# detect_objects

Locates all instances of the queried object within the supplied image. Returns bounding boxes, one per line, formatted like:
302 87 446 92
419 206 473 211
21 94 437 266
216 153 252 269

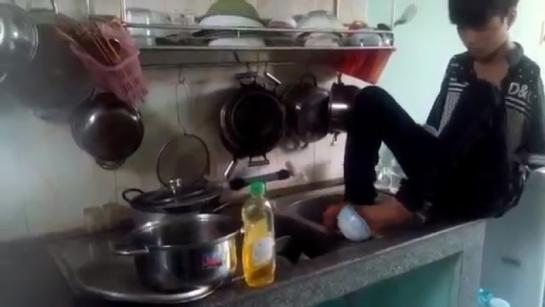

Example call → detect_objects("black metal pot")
220 73 285 178
329 76 360 134
283 74 330 145
70 92 144 170
113 214 240 292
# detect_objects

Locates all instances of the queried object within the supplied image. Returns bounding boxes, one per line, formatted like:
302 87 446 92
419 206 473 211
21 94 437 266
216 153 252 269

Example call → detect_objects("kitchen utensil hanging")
220 71 285 179
70 92 144 170
156 135 210 187
0 1 38 75
283 73 330 146
329 74 359 135
6 0 94 121
58 15 147 106
156 69 211 187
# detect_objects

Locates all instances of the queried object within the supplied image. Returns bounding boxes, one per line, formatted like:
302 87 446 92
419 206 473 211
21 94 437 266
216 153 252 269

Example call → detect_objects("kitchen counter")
0 218 485 307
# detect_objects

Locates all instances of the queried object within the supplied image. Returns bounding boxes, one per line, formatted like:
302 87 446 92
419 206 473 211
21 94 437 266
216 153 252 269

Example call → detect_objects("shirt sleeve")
425 59 452 130
527 71 545 155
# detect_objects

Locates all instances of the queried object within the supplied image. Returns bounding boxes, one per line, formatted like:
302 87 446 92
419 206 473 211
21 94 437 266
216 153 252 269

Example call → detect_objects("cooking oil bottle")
242 181 276 287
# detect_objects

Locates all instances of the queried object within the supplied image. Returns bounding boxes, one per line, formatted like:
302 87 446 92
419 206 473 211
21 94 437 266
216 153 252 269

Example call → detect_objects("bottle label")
252 237 274 266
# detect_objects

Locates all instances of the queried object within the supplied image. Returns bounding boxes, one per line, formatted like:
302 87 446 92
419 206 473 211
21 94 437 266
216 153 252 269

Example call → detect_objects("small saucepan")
113 214 240 292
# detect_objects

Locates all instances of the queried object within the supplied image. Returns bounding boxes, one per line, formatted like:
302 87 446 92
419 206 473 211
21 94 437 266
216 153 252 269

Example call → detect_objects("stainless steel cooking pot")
114 214 240 292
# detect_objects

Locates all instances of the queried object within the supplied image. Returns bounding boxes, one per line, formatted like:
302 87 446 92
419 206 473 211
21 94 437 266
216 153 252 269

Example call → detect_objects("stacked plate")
197 0 265 47
296 10 345 47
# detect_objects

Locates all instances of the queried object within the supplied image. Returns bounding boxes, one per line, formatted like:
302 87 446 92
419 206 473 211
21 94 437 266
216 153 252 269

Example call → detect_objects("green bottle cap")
250 181 266 197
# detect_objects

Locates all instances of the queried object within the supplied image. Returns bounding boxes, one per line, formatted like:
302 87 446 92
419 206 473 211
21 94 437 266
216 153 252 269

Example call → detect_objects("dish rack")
125 23 395 84
78 0 399 83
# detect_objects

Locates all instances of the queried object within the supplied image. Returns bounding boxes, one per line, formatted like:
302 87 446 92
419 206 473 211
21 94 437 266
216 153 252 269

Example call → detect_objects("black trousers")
344 82 511 220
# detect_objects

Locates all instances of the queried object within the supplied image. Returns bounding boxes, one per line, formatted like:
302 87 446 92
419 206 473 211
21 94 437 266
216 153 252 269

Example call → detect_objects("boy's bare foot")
355 197 414 234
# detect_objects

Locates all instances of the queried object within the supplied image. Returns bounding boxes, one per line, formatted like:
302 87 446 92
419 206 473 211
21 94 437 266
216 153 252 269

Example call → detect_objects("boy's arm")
528 73 545 157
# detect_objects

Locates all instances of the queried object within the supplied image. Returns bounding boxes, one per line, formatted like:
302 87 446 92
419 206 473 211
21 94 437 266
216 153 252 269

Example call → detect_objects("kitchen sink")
273 187 391 263
221 186 390 264
285 194 344 227
273 190 345 263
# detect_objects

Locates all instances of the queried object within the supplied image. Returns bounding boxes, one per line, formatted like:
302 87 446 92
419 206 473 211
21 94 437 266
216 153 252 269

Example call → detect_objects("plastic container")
241 182 276 287
71 46 147 106
69 22 147 106
337 205 372 242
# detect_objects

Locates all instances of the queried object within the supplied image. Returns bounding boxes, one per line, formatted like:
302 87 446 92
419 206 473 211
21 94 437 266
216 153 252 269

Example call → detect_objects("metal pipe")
85 0 94 15
120 0 126 21
141 61 307 69
333 0 341 19
124 22 392 34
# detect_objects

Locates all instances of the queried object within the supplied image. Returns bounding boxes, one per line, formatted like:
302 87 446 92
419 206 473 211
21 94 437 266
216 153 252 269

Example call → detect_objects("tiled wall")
0 63 368 242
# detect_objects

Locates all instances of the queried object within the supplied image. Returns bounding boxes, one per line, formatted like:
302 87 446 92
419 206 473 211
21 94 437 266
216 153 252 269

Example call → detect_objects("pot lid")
123 181 221 214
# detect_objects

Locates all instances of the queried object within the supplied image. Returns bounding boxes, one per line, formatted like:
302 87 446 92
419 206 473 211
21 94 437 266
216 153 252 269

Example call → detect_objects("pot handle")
112 242 150 256
122 188 144 203
248 155 270 167
224 159 238 179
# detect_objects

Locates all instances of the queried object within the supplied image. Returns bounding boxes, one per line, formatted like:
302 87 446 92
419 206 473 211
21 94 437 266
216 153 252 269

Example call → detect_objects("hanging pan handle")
300 73 318 86
248 155 270 167
224 159 239 179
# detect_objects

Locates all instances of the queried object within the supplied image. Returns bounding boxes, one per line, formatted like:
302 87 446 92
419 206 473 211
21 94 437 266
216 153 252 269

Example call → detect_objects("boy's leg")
344 86 441 209
354 81 507 229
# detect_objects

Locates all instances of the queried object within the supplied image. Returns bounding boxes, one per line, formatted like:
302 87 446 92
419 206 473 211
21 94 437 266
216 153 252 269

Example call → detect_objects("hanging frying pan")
220 72 285 179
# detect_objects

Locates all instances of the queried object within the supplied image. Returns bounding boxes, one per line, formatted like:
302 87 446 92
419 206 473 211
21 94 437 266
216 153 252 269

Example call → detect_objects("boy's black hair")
449 0 519 27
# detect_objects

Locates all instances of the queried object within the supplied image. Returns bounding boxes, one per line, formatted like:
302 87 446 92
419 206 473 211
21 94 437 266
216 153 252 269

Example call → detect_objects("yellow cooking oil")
242 182 276 287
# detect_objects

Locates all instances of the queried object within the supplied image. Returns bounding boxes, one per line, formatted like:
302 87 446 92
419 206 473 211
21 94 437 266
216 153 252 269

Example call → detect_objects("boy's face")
457 13 514 61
